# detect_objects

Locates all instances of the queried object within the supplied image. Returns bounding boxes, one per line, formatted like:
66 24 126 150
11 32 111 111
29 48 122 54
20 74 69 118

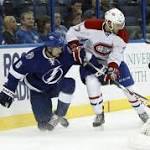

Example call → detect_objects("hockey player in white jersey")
66 8 149 127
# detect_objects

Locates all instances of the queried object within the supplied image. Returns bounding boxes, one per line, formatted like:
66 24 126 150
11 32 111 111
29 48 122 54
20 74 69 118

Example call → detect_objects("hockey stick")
84 60 150 108
112 81 150 108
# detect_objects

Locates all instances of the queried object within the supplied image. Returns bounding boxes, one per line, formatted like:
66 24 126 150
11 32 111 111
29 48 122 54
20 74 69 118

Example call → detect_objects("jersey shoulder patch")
84 19 104 30
25 51 34 59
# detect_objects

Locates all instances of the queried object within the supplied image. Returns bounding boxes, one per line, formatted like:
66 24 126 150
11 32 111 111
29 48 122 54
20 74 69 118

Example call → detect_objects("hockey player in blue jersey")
0 33 85 131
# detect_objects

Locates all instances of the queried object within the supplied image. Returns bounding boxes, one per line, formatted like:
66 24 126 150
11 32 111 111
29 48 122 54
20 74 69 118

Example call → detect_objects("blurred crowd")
0 0 149 45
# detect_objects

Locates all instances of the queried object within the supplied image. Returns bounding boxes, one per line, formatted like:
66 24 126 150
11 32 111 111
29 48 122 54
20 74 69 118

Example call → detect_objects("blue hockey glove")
0 87 14 108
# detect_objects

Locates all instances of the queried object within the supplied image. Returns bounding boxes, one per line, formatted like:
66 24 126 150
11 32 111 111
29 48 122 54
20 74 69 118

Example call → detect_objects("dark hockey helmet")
44 32 64 47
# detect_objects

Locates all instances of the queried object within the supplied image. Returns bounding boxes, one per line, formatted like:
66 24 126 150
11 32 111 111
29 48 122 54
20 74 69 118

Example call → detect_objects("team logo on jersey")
42 66 63 84
25 52 34 59
94 42 112 56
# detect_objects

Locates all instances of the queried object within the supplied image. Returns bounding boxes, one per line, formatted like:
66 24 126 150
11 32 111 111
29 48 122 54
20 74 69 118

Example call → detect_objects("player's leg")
30 90 53 131
86 74 104 127
118 62 149 123
48 77 75 130
80 66 104 127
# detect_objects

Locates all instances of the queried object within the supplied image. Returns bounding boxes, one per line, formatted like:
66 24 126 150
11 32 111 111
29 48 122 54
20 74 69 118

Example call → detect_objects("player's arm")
66 19 103 43
106 37 127 81
67 19 103 64
0 51 36 108
66 21 91 64
66 22 85 64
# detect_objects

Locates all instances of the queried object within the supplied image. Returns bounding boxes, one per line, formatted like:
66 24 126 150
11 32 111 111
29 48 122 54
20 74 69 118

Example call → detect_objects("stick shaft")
85 60 150 107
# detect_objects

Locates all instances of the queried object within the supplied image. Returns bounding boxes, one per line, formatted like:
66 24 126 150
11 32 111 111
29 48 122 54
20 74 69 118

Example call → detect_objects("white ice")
0 109 150 150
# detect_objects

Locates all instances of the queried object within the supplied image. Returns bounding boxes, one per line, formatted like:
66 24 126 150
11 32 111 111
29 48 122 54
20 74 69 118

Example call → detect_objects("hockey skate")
47 114 69 131
138 112 149 123
38 121 48 131
93 112 105 127
59 117 69 127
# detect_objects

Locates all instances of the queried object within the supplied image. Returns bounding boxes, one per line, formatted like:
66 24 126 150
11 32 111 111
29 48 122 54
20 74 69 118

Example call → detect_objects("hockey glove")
0 86 14 108
104 62 120 82
68 40 83 64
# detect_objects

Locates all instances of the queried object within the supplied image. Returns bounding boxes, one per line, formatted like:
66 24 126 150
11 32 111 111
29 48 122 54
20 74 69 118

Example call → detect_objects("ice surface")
0 109 149 150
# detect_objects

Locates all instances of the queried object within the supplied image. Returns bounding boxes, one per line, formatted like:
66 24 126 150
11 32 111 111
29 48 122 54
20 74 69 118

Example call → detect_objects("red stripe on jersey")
84 19 129 43
84 19 104 30
117 28 129 43
89 96 100 100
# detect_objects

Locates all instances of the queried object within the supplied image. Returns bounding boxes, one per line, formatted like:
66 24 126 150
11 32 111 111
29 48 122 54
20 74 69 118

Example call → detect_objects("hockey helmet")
44 32 64 47
104 8 125 31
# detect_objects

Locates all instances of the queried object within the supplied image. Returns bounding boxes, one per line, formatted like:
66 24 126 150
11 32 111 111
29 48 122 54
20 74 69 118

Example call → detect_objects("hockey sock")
55 100 70 117
125 91 146 114
85 74 104 114
56 90 73 117
89 94 104 114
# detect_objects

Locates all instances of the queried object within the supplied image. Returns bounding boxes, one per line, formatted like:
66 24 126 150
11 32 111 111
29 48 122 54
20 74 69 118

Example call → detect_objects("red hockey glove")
68 40 82 64
104 62 120 82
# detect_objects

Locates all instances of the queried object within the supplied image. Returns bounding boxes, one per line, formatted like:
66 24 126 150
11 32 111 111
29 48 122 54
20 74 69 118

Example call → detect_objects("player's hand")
0 87 14 108
68 40 83 64
104 62 120 82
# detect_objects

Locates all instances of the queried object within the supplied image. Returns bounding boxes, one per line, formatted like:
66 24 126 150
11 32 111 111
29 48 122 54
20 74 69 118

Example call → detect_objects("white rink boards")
0 43 150 130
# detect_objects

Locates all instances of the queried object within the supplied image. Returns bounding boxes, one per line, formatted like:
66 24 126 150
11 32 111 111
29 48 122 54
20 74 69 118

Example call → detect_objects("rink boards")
0 42 150 130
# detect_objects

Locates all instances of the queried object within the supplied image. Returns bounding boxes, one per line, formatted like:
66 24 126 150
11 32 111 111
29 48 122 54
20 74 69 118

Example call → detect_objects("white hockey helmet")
104 8 125 31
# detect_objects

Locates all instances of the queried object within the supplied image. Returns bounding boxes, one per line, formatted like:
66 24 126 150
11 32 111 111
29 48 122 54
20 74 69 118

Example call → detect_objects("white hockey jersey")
66 19 129 66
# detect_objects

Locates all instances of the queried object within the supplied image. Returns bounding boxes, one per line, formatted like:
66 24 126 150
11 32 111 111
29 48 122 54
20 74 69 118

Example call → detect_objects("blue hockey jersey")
5 45 76 93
